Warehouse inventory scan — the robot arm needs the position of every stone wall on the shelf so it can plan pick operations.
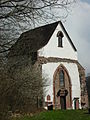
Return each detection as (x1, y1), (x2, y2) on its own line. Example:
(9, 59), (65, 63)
(36, 56), (88, 109)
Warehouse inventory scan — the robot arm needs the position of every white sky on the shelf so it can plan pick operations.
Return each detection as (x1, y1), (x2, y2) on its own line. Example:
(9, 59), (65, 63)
(64, 0), (90, 75)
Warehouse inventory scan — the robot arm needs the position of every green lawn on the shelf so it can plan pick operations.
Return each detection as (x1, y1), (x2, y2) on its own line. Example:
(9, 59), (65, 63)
(12, 110), (90, 120)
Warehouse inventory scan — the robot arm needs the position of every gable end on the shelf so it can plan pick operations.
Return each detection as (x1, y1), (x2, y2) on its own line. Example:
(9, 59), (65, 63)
(59, 21), (77, 51)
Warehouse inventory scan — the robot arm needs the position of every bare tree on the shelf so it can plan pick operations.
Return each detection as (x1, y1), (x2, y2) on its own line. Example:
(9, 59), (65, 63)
(0, 0), (76, 54)
(0, 56), (48, 119)
(0, 1), (76, 119)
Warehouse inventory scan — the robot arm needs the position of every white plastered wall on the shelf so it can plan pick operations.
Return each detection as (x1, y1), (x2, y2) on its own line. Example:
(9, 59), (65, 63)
(42, 62), (81, 109)
(38, 23), (77, 60)
(38, 22), (81, 109)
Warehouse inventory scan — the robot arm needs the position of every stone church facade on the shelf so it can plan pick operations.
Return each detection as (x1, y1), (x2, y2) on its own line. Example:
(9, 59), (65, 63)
(8, 21), (88, 110)
(37, 21), (88, 109)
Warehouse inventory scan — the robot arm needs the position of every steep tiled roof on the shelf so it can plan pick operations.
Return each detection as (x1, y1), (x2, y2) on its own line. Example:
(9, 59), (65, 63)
(8, 21), (77, 57)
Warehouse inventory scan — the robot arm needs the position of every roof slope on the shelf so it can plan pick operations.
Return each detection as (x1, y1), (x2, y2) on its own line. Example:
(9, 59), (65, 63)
(8, 21), (77, 57)
(60, 21), (77, 51)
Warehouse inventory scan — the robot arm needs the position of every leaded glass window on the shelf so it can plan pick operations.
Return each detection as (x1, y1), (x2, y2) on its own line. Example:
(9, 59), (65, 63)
(60, 70), (64, 87)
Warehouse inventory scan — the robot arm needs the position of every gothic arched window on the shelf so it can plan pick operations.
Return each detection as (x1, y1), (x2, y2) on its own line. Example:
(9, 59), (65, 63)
(60, 70), (64, 87)
(57, 31), (64, 47)
(47, 95), (51, 101)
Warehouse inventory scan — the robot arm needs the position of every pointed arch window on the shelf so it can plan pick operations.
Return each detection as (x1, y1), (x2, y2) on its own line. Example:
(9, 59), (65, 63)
(57, 31), (64, 47)
(47, 95), (51, 101)
(60, 70), (64, 87)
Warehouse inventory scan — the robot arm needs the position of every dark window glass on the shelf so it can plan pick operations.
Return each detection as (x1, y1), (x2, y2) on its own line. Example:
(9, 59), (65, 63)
(47, 95), (51, 101)
(57, 31), (64, 47)
(60, 70), (64, 87)
(58, 36), (63, 47)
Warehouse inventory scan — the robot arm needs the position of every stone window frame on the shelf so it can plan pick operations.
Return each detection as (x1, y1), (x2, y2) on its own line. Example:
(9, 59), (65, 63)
(47, 95), (51, 101)
(53, 64), (72, 108)
(57, 31), (64, 47)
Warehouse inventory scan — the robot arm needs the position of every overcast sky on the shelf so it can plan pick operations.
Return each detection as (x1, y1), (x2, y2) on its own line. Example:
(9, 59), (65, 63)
(64, 0), (90, 75)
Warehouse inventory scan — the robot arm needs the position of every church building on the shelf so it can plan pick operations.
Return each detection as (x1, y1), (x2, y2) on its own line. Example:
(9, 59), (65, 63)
(8, 21), (88, 110)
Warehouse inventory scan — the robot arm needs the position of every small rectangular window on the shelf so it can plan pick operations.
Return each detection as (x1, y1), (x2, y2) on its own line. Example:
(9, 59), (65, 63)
(58, 37), (63, 47)
(57, 31), (64, 48)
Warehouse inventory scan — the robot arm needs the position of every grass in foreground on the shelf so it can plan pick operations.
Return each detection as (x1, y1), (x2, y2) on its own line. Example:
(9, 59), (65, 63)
(12, 110), (90, 120)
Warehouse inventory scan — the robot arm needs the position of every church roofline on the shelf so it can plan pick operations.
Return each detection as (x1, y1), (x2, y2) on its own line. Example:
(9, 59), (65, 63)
(59, 21), (77, 51)
(8, 21), (77, 57)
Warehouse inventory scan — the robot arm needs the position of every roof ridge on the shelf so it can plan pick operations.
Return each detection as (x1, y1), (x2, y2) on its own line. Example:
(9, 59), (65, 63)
(22, 21), (61, 34)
